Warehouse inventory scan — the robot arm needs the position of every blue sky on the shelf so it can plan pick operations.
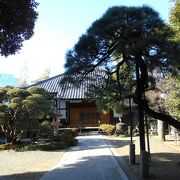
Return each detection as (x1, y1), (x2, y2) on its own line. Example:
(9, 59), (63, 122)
(0, 74), (19, 87)
(0, 0), (173, 83)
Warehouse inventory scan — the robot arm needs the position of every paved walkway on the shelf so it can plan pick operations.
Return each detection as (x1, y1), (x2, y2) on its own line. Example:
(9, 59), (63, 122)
(41, 135), (129, 180)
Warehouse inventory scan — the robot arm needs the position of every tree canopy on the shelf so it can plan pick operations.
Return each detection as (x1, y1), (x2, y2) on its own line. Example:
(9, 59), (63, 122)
(64, 6), (180, 130)
(169, 0), (180, 40)
(164, 75), (180, 120)
(65, 6), (179, 74)
(0, 0), (38, 56)
(170, 0), (180, 28)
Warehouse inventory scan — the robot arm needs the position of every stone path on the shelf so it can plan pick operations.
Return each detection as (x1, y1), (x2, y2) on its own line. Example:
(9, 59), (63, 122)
(41, 135), (129, 180)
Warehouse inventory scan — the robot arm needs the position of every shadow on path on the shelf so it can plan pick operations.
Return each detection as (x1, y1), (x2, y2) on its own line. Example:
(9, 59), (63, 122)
(41, 135), (128, 180)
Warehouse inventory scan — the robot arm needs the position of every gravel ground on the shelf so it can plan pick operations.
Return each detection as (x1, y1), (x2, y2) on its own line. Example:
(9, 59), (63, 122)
(0, 150), (65, 180)
(107, 135), (180, 180)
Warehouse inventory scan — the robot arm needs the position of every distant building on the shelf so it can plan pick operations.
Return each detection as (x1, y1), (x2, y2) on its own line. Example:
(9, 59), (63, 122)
(0, 74), (19, 87)
(28, 69), (111, 127)
(28, 68), (138, 128)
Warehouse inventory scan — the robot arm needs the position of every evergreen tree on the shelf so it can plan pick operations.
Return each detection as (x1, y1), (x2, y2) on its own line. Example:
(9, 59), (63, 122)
(0, 0), (38, 56)
(64, 6), (180, 150)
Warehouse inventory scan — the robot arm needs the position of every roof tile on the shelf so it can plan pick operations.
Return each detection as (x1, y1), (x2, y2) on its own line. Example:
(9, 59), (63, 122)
(29, 69), (106, 99)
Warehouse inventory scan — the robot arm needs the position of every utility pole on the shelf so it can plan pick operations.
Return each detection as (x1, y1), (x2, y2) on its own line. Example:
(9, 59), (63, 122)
(129, 96), (135, 164)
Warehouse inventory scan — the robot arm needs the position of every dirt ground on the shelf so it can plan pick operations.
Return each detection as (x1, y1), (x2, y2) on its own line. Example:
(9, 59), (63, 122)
(0, 150), (65, 180)
(107, 135), (180, 180)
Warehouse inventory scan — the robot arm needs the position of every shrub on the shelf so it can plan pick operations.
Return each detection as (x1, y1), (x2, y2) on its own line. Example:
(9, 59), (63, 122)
(0, 143), (23, 151)
(59, 129), (78, 147)
(40, 120), (53, 138)
(23, 141), (66, 151)
(99, 124), (115, 135)
(0, 141), (66, 151)
(66, 128), (79, 137)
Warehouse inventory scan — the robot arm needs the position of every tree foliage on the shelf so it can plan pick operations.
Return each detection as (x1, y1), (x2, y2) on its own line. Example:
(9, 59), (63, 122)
(164, 75), (180, 120)
(0, 0), (38, 56)
(0, 86), (53, 144)
(87, 64), (136, 114)
(64, 6), (180, 130)
(170, 0), (180, 27)
(169, 0), (180, 40)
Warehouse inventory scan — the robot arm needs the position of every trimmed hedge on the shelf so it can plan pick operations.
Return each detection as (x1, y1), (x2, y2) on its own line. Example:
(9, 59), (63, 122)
(0, 128), (79, 151)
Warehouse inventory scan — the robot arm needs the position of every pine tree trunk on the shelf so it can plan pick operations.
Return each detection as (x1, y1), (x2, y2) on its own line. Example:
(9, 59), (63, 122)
(136, 55), (145, 151)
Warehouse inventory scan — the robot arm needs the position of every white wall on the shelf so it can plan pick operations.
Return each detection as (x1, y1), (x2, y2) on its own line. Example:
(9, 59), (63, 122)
(60, 100), (66, 108)
(60, 109), (66, 118)
(57, 99), (66, 119)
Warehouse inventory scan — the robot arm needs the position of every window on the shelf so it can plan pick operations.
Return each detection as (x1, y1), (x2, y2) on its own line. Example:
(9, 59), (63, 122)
(80, 112), (100, 124)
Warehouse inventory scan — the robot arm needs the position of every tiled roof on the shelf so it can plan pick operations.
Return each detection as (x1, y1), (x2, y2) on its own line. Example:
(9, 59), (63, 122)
(29, 69), (106, 99)
(28, 74), (63, 93)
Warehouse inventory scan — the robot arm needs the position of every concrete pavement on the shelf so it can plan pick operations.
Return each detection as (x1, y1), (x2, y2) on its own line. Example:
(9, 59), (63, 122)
(41, 135), (129, 180)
